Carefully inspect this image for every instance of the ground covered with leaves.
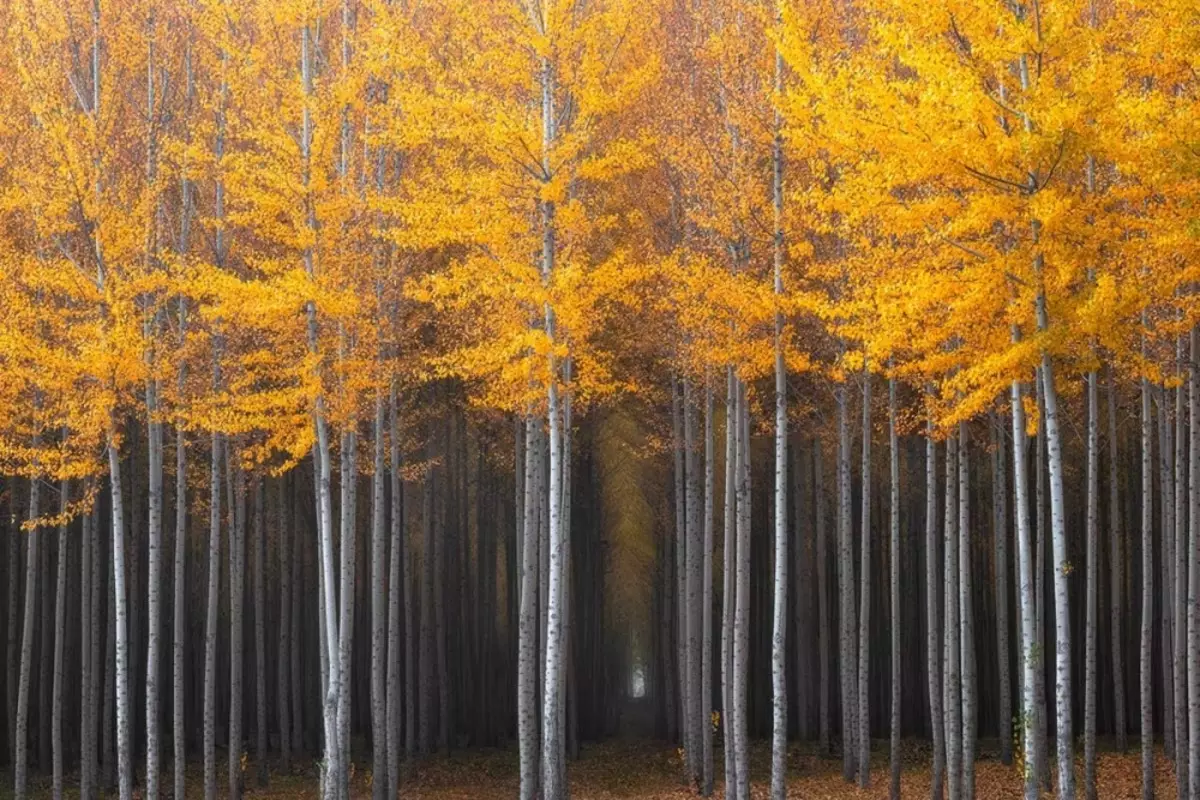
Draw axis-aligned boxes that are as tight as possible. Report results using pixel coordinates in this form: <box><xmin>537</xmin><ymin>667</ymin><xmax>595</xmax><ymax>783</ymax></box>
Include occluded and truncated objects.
<box><xmin>2</xmin><ymin>739</ymin><xmax>1182</xmax><ymax>798</ymax></box>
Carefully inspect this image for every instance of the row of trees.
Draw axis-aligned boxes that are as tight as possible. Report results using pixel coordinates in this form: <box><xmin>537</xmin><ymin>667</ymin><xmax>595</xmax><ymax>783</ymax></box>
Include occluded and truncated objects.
<box><xmin>0</xmin><ymin>0</ymin><xmax>1195</xmax><ymax>799</ymax></box>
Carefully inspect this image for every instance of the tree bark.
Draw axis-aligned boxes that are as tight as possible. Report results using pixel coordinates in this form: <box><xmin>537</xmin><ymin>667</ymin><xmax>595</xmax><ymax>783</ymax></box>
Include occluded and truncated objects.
<box><xmin>926</xmin><ymin>428</ymin><xmax>945</xmax><ymax>800</ymax></box>
<box><xmin>14</xmin><ymin>470</ymin><xmax>40</xmax><ymax>798</ymax></box>
<box><xmin>252</xmin><ymin>477</ymin><xmax>267</xmax><ymax>787</ymax></box>
<box><xmin>1140</xmin><ymin>372</ymin><xmax>1154</xmax><ymax>800</ymax></box>
<box><xmin>1012</xmin><ymin>357</ymin><xmax>1039</xmax><ymax>800</ymax></box>
<box><xmin>371</xmin><ymin>396</ymin><xmax>387</xmax><ymax>800</ymax></box>
<box><xmin>943</xmin><ymin>430</ymin><xmax>961</xmax><ymax>800</ymax></box>
<box><xmin>722</xmin><ymin>369</ymin><xmax>737</xmax><ymax>799</ymax></box>
<box><xmin>52</xmin><ymin>482</ymin><xmax>68</xmax><ymax>800</ymax></box>
<box><xmin>109</xmin><ymin>434</ymin><xmax>134</xmax><ymax>800</ymax></box>
<box><xmin>173</xmin><ymin>424</ymin><xmax>188</xmax><ymax>800</ymax></box>
<box><xmin>1107</xmin><ymin>366</ymin><xmax>1127</xmax><ymax>752</ymax></box>
<box><xmin>888</xmin><ymin>380</ymin><xmax>901</xmax><ymax>800</ymax></box>
<box><xmin>837</xmin><ymin>382</ymin><xmax>857</xmax><ymax>783</ymax></box>
<box><xmin>858</xmin><ymin>372</ymin><xmax>872</xmax><ymax>788</ymax></box>
<box><xmin>702</xmin><ymin>382</ymin><xmax>715</xmax><ymax>797</ymax></box>
<box><xmin>1085</xmin><ymin>371</ymin><xmax>1099</xmax><ymax>800</ymax></box>
<box><xmin>518</xmin><ymin>417</ymin><xmax>539</xmax><ymax>800</ymax></box>
<box><xmin>1187</xmin><ymin>327</ymin><xmax>1200</xmax><ymax>798</ymax></box>
<box><xmin>204</xmin><ymin>434</ymin><xmax>221</xmax><ymax>800</ymax></box>
<box><xmin>228</xmin><ymin>447</ymin><xmax>246</xmax><ymax>800</ymax></box>
<box><xmin>959</xmin><ymin>422</ymin><xmax>976</xmax><ymax>800</ymax></box>
<box><xmin>278</xmin><ymin>475</ymin><xmax>291</xmax><ymax>776</ymax></box>
<box><xmin>386</xmin><ymin>385</ymin><xmax>402</xmax><ymax>794</ymax></box>
<box><xmin>81</xmin><ymin>485</ymin><xmax>95</xmax><ymax>800</ymax></box>
<box><xmin>733</xmin><ymin>378</ymin><xmax>751</xmax><ymax>800</ymax></box>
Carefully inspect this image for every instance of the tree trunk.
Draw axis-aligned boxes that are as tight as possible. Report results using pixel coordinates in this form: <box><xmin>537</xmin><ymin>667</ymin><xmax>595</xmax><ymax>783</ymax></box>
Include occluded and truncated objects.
<box><xmin>147</xmin><ymin>370</ymin><xmax>165</xmax><ymax>800</ymax></box>
<box><xmin>386</xmin><ymin>385</ymin><xmax>402</xmax><ymax>795</ymax></box>
<box><xmin>1140</xmin><ymin>373</ymin><xmax>1154</xmax><ymax>800</ymax></box>
<box><xmin>278</xmin><ymin>474</ymin><xmax>291</xmax><ymax>776</ymax></box>
<box><xmin>52</xmin><ymin>482</ymin><xmax>68</xmax><ymax>800</ymax></box>
<box><xmin>1157</xmin><ymin>386</ymin><xmax>1178</xmax><ymax>779</ymax></box>
<box><xmin>1107</xmin><ymin>366</ymin><xmax>1127</xmax><ymax>752</ymax></box>
<box><xmin>769</xmin><ymin>38</ymin><xmax>788</xmax><ymax>800</ymax></box>
<box><xmin>518</xmin><ymin>417</ymin><xmax>539</xmax><ymax>800</ymax></box>
<box><xmin>926</xmin><ymin>428</ymin><xmax>945</xmax><ymax>800</ymax></box>
<box><xmin>337</xmin><ymin>427</ymin><xmax>358</xmax><ymax>795</ymax></box>
<box><xmin>1187</xmin><ymin>327</ymin><xmax>1200</xmax><ymax>798</ymax></box>
<box><xmin>684</xmin><ymin>379</ymin><xmax>701</xmax><ymax>786</ymax></box>
<box><xmin>888</xmin><ymin>380</ymin><xmax>901</xmax><ymax>800</ymax></box>
<box><xmin>722</xmin><ymin>369</ymin><xmax>737</xmax><ymax>799</ymax></box>
<box><xmin>858</xmin><ymin>372</ymin><xmax>872</xmax><ymax>788</ymax></box>
<box><xmin>837</xmin><ymin>382</ymin><xmax>857</xmax><ymax>783</ymax></box>
<box><xmin>371</xmin><ymin>396</ymin><xmax>387</xmax><ymax>800</ymax></box>
<box><xmin>1037</xmin><ymin>295</ymin><xmax>1075</xmax><ymax>800</ymax></box>
<box><xmin>204</xmin><ymin>434</ymin><xmax>221</xmax><ymax>800</ymax></box>
<box><xmin>959</xmin><ymin>423</ymin><xmax>976</xmax><ymax>800</ymax></box>
<box><xmin>228</xmin><ymin>448</ymin><xmax>246</xmax><ymax>800</ymax></box>
<box><xmin>702</xmin><ymin>382</ymin><xmax>715</xmax><ymax>797</ymax></box>
<box><xmin>252</xmin><ymin>478</ymin><xmax>267</xmax><ymax>787</ymax></box>
<box><xmin>673</xmin><ymin>377</ymin><xmax>688</xmax><ymax>754</ymax></box>
<box><xmin>1085</xmin><ymin>370</ymin><xmax>1099</xmax><ymax>800</ymax></box>
<box><xmin>173</xmin><ymin>425</ymin><xmax>188</xmax><ymax>800</ymax></box>
<box><xmin>1177</xmin><ymin>343</ymin><xmax>1190</xmax><ymax>786</ymax></box>
<box><xmin>733</xmin><ymin>378</ymin><xmax>751</xmax><ymax>800</ymax></box>
<box><xmin>81</xmin><ymin>485</ymin><xmax>95</xmax><ymax>800</ymax></box>
<box><xmin>14</xmin><ymin>470</ymin><xmax>41</xmax><ymax>798</ymax></box>
<box><xmin>109</xmin><ymin>434</ymin><xmax>134</xmax><ymax>800</ymax></box>
<box><xmin>1012</xmin><ymin>356</ymin><xmax>1039</xmax><ymax>800</ymax></box>
<box><xmin>6</xmin><ymin>477</ymin><xmax>19</xmax><ymax>770</ymax></box>
<box><xmin>943</xmin><ymin>430</ymin><xmax>961</xmax><ymax>800</ymax></box>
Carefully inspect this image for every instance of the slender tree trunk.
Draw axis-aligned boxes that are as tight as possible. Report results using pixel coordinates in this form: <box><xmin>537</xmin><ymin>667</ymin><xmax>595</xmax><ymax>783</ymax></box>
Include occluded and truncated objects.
<box><xmin>722</xmin><ymin>370</ymin><xmax>737</xmax><ymax>800</ymax></box>
<box><xmin>926</xmin><ymin>428</ymin><xmax>945</xmax><ymax>800</ymax></box>
<box><xmin>1158</xmin><ymin>387</ymin><xmax>1178</xmax><ymax>776</ymax></box>
<box><xmin>1187</xmin><ymin>327</ymin><xmax>1200</xmax><ymax>798</ymax></box>
<box><xmin>959</xmin><ymin>422</ymin><xmax>976</xmax><ymax>800</ymax></box>
<box><xmin>6</xmin><ymin>477</ymin><xmax>18</xmax><ymax>769</ymax></box>
<box><xmin>103</xmin><ymin>535</ymin><xmax>116</xmax><ymax>793</ymax></box>
<box><xmin>147</xmin><ymin>375</ymin><xmax>164</xmax><ymax>800</ymax></box>
<box><xmin>204</xmin><ymin>434</ymin><xmax>221</xmax><ymax>800</ymax></box>
<box><xmin>81</xmin><ymin>486</ymin><xmax>95</xmax><ymax>800</ymax></box>
<box><xmin>228</xmin><ymin>449</ymin><xmax>246</xmax><ymax>800</ymax></box>
<box><xmin>944</xmin><ymin>430</ymin><xmax>961</xmax><ymax>800</ymax></box>
<box><xmin>1140</xmin><ymin>372</ymin><xmax>1154</xmax><ymax>800</ymax></box>
<box><xmin>1036</xmin><ymin>290</ymin><xmax>1075</xmax><ymax>800</ymax></box>
<box><xmin>336</xmin><ymin>427</ymin><xmax>358</xmax><ymax>796</ymax></box>
<box><xmin>1034</xmin><ymin>385</ymin><xmax>1050</xmax><ymax>793</ymax></box>
<box><xmin>837</xmin><ymin>382</ymin><xmax>857</xmax><ymax>783</ymax></box>
<box><xmin>858</xmin><ymin>372</ymin><xmax>872</xmax><ymax>788</ymax></box>
<box><xmin>816</xmin><ymin>439</ymin><xmax>830</xmax><ymax>756</ymax></box>
<box><xmin>252</xmin><ymin>478</ymin><xmax>267</xmax><ymax>787</ymax></box>
<box><xmin>518</xmin><ymin>417</ymin><xmax>539</xmax><ymax>800</ymax></box>
<box><xmin>1085</xmin><ymin>370</ymin><xmax>1099</xmax><ymax>800</ymax></box>
<box><xmin>173</xmin><ymin>423</ymin><xmax>187</xmax><ymax>799</ymax></box>
<box><xmin>385</xmin><ymin>385</ymin><xmax>402</xmax><ymax>795</ymax></box>
<box><xmin>684</xmin><ymin>379</ymin><xmax>702</xmax><ymax>786</ymax></box>
<box><xmin>371</xmin><ymin>397</ymin><xmax>387</xmax><ymax>800</ymax></box>
<box><xmin>420</xmin><ymin>466</ymin><xmax>435</xmax><ymax>757</ymax></box>
<box><xmin>14</xmin><ymin>469</ymin><xmax>40</xmax><ymax>799</ymax></box>
<box><xmin>888</xmin><ymin>380</ymin><xmax>901</xmax><ymax>800</ymax></box>
<box><xmin>1012</xmin><ymin>355</ymin><xmax>1039</xmax><ymax>800</ymax></box>
<box><xmin>434</xmin><ymin>459</ymin><xmax>448</xmax><ymax>757</ymax></box>
<box><xmin>1107</xmin><ymin>366</ymin><xmax>1127</xmax><ymax>752</ymax></box>
<box><xmin>52</xmin><ymin>482</ymin><xmax>68</xmax><ymax>800</ymax></box>
<box><xmin>769</xmin><ymin>37</ymin><xmax>788</xmax><ymax>800</ymax></box>
<box><xmin>109</xmin><ymin>434</ymin><xmax>134</xmax><ymax>800</ymax></box>
<box><xmin>702</xmin><ymin>382</ymin><xmax>715</xmax><ymax>797</ymax></box>
<box><xmin>673</xmin><ymin>377</ymin><xmax>688</xmax><ymax>754</ymax></box>
<box><xmin>733</xmin><ymin>379</ymin><xmax>751</xmax><ymax>800</ymax></box>
<box><xmin>278</xmin><ymin>475</ymin><xmax>291</xmax><ymax>776</ymax></box>
<box><xmin>1177</xmin><ymin>342</ymin><xmax>1190</xmax><ymax>785</ymax></box>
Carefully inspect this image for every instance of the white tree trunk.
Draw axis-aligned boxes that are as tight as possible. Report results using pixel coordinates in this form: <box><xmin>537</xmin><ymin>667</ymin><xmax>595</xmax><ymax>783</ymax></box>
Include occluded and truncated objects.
<box><xmin>204</xmin><ymin>434</ymin><xmax>221</xmax><ymax>800</ymax></box>
<box><xmin>816</xmin><ymin>439</ymin><xmax>830</xmax><ymax>755</ymax></box>
<box><xmin>993</xmin><ymin>411</ymin><xmax>1012</xmax><ymax>767</ymax></box>
<box><xmin>733</xmin><ymin>378</ymin><xmax>752</xmax><ymax>799</ymax></box>
<box><xmin>1085</xmin><ymin>370</ymin><xmax>1099</xmax><ymax>800</ymax></box>
<box><xmin>52</xmin><ymin>481</ymin><xmax>68</xmax><ymax>800</ymax></box>
<box><xmin>702</xmin><ymin>383</ymin><xmax>715</xmax><ymax>797</ymax></box>
<box><xmin>1011</xmin><ymin>357</ymin><xmax>1039</xmax><ymax>800</ymax></box>
<box><xmin>1107</xmin><ymin>366</ymin><xmax>1126</xmax><ymax>752</ymax></box>
<box><xmin>371</xmin><ymin>397</ymin><xmax>387</xmax><ymax>800</ymax></box>
<box><xmin>386</xmin><ymin>385</ymin><xmax>402</xmax><ymax>794</ymax></box>
<box><xmin>518</xmin><ymin>416</ymin><xmax>540</xmax><ymax>800</ymax></box>
<box><xmin>14</xmin><ymin>470</ymin><xmax>40</xmax><ymax>799</ymax></box>
<box><xmin>684</xmin><ymin>379</ymin><xmax>702</xmax><ymax>786</ymax></box>
<box><xmin>1140</xmin><ymin>372</ymin><xmax>1154</xmax><ymax>800</ymax></box>
<box><xmin>722</xmin><ymin>369</ymin><xmax>737</xmax><ymax>800</ymax></box>
<box><xmin>888</xmin><ymin>380</ymin><xmax>901</xmax><ymax>800</ymax></box>
<box><xmin>959</xmin><ymin>422</ymin><xmax>976</xmax><ymax>800</ymax></box>
<box><xmin>1187</xmin><ymin>327</ymin><xmax>1200</xmax><ymax>798</ymax></box>
<box><xmin>858</xmin><ymin>372</ymin><xmax>872</xmax><ymax>788</ymax></box>
<box><xmin>837</xmin><ymin>382</ymin><xmax>857</xmax><ymax>783</ymax></box>
<box><xmin>943</xmin><ymin>430</ymin><xmax>961</xmax><ymax>800</ymax></box>
<box><xmin>228</xmin><ymin>448</ymin><xmax>246</xmax><ymax>800</ymax></box>
<box><xmin>252</xmin><ymin>478</ymin><xmax>267</xmax><ymax>787</ymax></box>
<box><xmin>926</xmin><ymin>427</ymin><xmax>945</xmax><ymax>800</ymax></box>
<box><xmin>278</xmin><ymin>475</ymin><xmax>291</xmax><ymax>775</ymax></box>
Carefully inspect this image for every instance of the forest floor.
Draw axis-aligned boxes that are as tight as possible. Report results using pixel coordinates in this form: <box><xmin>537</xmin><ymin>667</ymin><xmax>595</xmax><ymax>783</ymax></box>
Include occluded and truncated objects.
<box><xmin>1</xmin><ymin>738</ymin><xmax>1181</xmax><ymax>799</ymax></box>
